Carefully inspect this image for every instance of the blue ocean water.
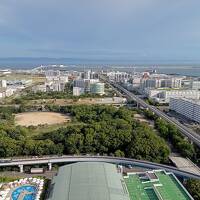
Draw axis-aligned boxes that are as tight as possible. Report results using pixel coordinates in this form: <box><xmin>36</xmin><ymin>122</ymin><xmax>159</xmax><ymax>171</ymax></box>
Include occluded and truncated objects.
<box><xmin>135</xmin><ymin>66</ymin><xmax>200</xmax><ymax>77</ymax></box>
<box><xmin>0</xmin><ymin>58</ymin><xmax>200</xmax><ymax>77</ymax></box>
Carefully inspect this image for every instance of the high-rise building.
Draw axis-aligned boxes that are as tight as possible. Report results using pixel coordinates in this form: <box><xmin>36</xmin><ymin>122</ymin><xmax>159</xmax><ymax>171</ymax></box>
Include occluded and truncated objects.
<box><xmin>90</xmin><ymin>83</ymin><xmax>105</xmax><ymax>95</ymax></box>
<box><xmin>73</xmin><ymin>80</ymin><xmax>85</xmax><ymax>88</ymax></box>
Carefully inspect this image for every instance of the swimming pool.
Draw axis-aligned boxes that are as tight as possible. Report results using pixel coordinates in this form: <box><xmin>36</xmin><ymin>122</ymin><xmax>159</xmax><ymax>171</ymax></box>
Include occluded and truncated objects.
<box><xmin>12</xmin><ymin>185</ymin><xmax>37</xmax><ymax>200</ymax></box>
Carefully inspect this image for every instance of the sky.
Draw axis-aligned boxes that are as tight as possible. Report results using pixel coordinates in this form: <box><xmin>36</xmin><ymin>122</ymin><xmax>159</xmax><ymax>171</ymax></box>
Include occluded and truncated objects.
<box><xmin>1</xmin><ymin>0</ymin><xmax>200</xmax><ymax>61</ymax></box>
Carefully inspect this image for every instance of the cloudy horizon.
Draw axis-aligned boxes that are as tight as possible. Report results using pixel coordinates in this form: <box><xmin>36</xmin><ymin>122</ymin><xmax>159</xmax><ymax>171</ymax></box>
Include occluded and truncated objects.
<box><xmin>1</xmin><ymin>0</ymin><xmax>200</xmax><ymax>60</ymax></box>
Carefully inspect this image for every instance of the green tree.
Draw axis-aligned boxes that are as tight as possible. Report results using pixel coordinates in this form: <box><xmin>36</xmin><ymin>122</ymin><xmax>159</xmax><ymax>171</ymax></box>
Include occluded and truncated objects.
<box><xmin>186</xmin><ymin>179</ymin><xmax>200</xmax><ymax>200</ymax></box>
<box><xmin>127</xmin><ymin>125</ymin><xmax>170</xmax><ymax>163</ymax></box>
<box><xmin>114</xmin><ymin>150</ymin><xmax>125</xmax><ymax>157</ymax></box>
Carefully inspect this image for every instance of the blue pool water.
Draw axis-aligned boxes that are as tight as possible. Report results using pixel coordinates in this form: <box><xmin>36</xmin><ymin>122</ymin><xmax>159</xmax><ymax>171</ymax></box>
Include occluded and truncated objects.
<box><xmin>12</xmin><ymin>185</ymin><xmax>37</xmax><ymax>200</ymax></box>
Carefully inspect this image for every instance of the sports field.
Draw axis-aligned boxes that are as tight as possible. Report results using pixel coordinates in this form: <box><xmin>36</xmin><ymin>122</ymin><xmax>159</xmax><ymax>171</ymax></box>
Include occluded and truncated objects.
<box><xmin>124</xmin><ymin>171</ymin><xmax>192</xmax><ymax>200</ymax></box>
<box><xmin>15</xmin><ymin>112</ymin><xmax>71</xmax><ymax>127</ymax></box>
<box><xmin>156</xmin><ymin>171</ymin><xmax>191</xmax><ymax>200</ymax></box>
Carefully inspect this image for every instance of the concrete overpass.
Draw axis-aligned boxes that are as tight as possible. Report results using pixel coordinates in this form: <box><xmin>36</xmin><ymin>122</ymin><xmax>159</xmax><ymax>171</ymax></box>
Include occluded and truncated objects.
<box><xmin>103</xmin><ymin>78</ymin><xmax>200</xmax><ymax>148</ymax></box>
<box><xmin>0</xmin><ymin>156</ymin><xmax>200</xmax><ymax>179</ymax></box>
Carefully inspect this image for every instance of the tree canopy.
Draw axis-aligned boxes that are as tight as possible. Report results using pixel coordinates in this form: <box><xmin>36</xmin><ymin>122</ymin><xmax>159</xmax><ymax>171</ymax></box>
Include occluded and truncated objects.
<box><xmin>0</xmin><ymin>105</ymin><xmax>170</xmax><ymax>163</ymax></box>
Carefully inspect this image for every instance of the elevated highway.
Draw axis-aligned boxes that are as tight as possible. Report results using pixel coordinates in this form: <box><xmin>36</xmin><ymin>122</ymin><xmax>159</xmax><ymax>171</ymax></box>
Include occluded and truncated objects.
<box><xmin>103</xmin><ymin>78</ymin><xmax>200</xmax><ymax>148</ymax></box>
<box><xmin>0</xmin><ymin>156</ymin><xmax>200</xmax><ymax>179</ymax></box>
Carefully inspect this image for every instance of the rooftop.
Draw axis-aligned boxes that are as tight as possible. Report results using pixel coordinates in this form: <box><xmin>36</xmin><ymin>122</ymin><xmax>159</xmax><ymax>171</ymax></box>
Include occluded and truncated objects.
<box><xmin>47</xmin><ymin>162</ymin><xmax>129</xmax><ymax>200</ymax></box>
<box><xmin>171</xmin><ymin>97</ymin><xmax>200</xmax><ymax>105</ymax></box>
<box><xmin>124</xmin><ymin>170</ymin><xmax>193</xmax><ymax>200</ymax></box>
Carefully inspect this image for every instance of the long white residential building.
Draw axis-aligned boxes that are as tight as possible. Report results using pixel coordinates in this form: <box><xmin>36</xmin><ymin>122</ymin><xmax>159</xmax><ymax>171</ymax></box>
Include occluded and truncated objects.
<box><xmin>145</xmin><ymin>88</ymin><xmax>200</xmax><ymax>103</ymax></box>
<box><xmin>140</xmin><ymin>75</ymin><xmax>183</xmax><ymax>90</ymax></box>
<box><xmin>169</xmin><ymin>97</ymin><xmax>200</xmax><ymax>123</ymax></box>
<box><xmin>107</xmin><ymin>71</ymin><xmax>132</xmax><ymax>83</ymax></box>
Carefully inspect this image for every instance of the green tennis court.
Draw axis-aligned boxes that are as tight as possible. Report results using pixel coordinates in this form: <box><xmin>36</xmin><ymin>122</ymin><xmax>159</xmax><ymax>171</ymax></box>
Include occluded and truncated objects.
<box><xmin>124</xmin><ymin>170</ymin><xmax>192</xmax><ymax>200</ymax></box>
<box><xmin>155</xmin><ymin>171</ymin><xmax>191</xmax><ymax>200</ymax></box>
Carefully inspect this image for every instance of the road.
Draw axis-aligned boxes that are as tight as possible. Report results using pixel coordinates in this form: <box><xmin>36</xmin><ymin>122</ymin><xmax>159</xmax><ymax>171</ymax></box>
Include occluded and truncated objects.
<box><xmin>0</xmin><ymin>155</ymin><xmax>200</xmax><ymax>179</ymax></box>
<box><xmin>104</xmin><ymin>79</ymin><xmax>200</xmax><ymax>148</ymax></box>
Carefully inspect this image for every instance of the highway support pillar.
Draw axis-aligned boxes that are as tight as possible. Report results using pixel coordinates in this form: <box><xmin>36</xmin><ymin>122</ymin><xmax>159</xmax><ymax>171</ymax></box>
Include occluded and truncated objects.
<box><xmin>48</xmin><ymin>163</ymin><xmax>52</xmax><ymax>171</ymax></box>
<box><xmin>19</xmin><ymin>164</ymin><xmax>24</xmax><ymax>173</ymax></box>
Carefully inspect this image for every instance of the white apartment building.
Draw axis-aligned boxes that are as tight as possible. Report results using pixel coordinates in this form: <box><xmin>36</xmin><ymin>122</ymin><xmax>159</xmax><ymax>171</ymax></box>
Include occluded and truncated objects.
<box><xmin>46</xmin><ymin>81</ymin><xmax>65</xmax><ymax>92</ymax></box>
<box><xmin>59</xmin><ymin>76</ymin><xmax>68</xmax><ymax>83</ymax></box>
<box><xmin>54</xmin><ymin>81</ymin><xmax>65</xmax><ymax>92</ymax></box>
<box><xmin>73</xmin><ymin>87</ymin><xmax>85</xmax><ymax>96</ymax></box>
<box><xmin>0</xmin><ymin>88</ymin><xmax>15</xmax><ymax>99</ymax></box>
<box><xmin>169</xmin><ymin>97</ymin><xmax>200</xmax><ymax>123</ymax></box>
<box><xmin>191</xmin><ymin>81</ymin><xmax>200</xmax><ymax>90</ymax></box>
<box><xmin>33</xmin><ymin>80</ymin><xmax>66</xmax><ymax>93</ymax></box>
<box><xmin>73</xmin><ymin>79</ymin><xmax>100</xmax><ymax>94</ymax></box>
<box><xmin>32</xmin><ymin>85</ymin><xmax>47</xmax><ymax>93</ymax></box>
<box><xmin>5</xmin><ymin>88</ymin><xmax>15</xmax><ymax>97</ymax></box>
<box><xmin>0</xmin><ymin>80</ymin><xmax>7</xmax><ymax>88</ymax></box>
<box><xmin>45</xmin><ymin>70</ymin><xmax>61</xmax><ymax>78</ymax></box>
<box><xmin>73</xmin><ymin>79</ymin><xmax>85</xmax><ymax>88</ymax></box>
<box><xmin>107</xmin><ymin>71</ymin><xmax>132</xmax><ymax>83</ymax></box>
<box><xmin>141</xmin><ymin>79</ymin><xmax>161</xmax><ymax>89</ymax></box>
<box><xmin>145</xmin><ymin>88</ymin><xmax>200</xmax><ymax>103</ymax></box>
<box><xmin>140</xmin><ymin>77</ymin><xmax>182</xmax><ymax>90</ymax></box>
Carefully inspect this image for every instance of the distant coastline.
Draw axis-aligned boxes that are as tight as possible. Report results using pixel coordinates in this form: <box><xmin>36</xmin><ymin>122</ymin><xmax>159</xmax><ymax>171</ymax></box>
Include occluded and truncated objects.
<box><xmin>0</xmin><ymin>57</ymin><xmax>200</xmax><ymax>77</ymax></box>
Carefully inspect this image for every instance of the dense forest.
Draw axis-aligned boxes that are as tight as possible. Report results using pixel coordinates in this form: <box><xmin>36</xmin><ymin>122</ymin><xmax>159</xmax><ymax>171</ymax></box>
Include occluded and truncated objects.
<box><xmin>0</xmin><ymin>105</ymin><xmax>170</xmax><ymax>163</ymax></box>
<box><xmin>0</xmin><ymin>104</ymin><xmax>200</xmax><ymax>199</ymax></box>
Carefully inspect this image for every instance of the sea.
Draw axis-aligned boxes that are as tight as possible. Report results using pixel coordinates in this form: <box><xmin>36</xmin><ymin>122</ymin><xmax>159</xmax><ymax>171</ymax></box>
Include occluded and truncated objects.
<box><xmin>0</xmin><ymin>58</ymin><xmax>200</xmax><ymax>77</ymax></box>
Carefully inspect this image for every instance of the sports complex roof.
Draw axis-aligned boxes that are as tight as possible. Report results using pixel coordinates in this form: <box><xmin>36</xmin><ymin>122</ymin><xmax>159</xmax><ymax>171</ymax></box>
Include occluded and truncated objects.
<box><xmin>124</xmin><ymin>170</ymin><xmax>193</xmax><ymax>200</ymax></box>
<box><xmin>47</xmin><ymin>162</ymin><xmax>193</xmax><ymax>200</ymax></box>
<box><xmin>47</xmin><ymin>162</ymin><xmax>129</xmax><ymax>200</ymax></box>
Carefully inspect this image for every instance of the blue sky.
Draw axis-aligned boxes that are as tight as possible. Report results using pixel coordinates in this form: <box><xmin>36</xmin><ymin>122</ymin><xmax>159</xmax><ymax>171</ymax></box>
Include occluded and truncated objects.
<box><xmin>1</xmin><ymin>0</ymin><xmax>200</xmax><ymax>60</ymax></box>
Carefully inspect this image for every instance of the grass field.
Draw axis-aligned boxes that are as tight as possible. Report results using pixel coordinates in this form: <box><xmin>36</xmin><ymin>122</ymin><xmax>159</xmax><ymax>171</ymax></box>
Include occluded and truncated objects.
<box><xmin>15</xmin><ymin>112</ymin><xmax>71</xmax><ymax>127</ymax></box>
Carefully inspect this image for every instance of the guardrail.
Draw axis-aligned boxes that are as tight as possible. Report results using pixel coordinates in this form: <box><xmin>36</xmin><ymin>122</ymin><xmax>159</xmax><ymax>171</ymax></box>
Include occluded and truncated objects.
<box><xmin>0</xmin><ymin>155</ymin><xmax>200</xmax><ymax>179</ymax></box>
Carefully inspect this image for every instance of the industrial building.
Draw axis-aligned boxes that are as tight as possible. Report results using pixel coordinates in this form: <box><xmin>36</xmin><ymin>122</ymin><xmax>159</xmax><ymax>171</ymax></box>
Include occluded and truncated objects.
<box><xmin>169</xmin><ymin>97</ymin><xmax>200</xmax><ymax>123</ymax></box>
<box><xmin>47</xmin><ymin>162</ymin><xmax>193</xmax><ymax>200</ymax></box>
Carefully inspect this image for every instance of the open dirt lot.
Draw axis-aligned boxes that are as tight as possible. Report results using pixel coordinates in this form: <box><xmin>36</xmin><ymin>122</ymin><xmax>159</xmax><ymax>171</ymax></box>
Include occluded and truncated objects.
<box><xmin>15</xmin><ymin>112</ymin><xmax>71</xmax><ymax>127</ymax></box>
